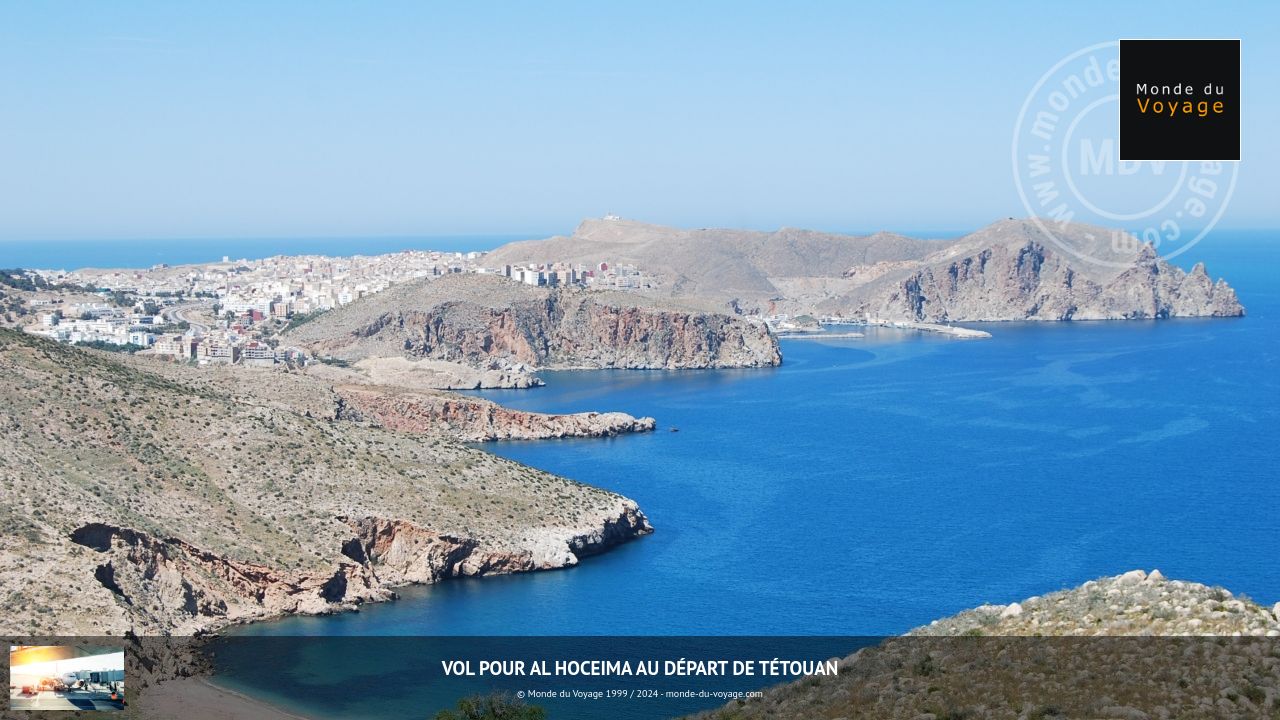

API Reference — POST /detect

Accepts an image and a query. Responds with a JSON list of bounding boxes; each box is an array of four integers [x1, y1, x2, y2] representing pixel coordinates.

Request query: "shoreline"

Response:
[[777, 331, 865, 339], [852, 319, 992, 338]]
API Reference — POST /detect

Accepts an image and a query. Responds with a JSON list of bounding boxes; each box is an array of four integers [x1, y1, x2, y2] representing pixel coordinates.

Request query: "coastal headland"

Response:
[[0, 328, 653, 639]]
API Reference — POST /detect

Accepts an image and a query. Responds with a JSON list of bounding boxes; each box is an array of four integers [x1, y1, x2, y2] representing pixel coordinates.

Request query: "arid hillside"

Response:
[[0, 330, 651, 636], [485, 218, 950, 299]]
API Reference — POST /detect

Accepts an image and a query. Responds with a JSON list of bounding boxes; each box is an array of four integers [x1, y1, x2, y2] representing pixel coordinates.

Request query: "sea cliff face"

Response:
[[341, 507, 652, 587], [69, 523, 391, 634], [336, 385, 656, 442], [66, 503, 653, 634], [371, 301, 778, 369], [288, 274, 781, 370], [847, 239, 1244, 322]]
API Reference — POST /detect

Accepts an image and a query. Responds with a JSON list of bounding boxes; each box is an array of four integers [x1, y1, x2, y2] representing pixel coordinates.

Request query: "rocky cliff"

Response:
[[0, 329, 652, 636], [286, 273, 781, 369], [69, 522, 391, 634], [336, 385, 656, 442], [64, 504, 653, 635], [340, 507, 652, 586], [832, 220, 1245, 322], [696, 571, 1280, 720]]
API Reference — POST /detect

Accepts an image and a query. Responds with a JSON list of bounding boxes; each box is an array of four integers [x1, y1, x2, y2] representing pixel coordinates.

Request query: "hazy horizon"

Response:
[[2, 216, 1279, 248]]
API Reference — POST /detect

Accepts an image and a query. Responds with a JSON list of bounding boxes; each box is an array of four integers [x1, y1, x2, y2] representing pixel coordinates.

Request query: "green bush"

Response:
[[433, 693, 546, 720]]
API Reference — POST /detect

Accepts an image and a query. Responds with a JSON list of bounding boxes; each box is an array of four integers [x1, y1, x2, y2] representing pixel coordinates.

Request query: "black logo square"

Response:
[[1119, 39, 1240, 161]]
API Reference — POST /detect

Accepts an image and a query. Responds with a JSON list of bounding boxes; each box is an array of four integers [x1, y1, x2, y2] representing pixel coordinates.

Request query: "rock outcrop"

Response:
[[340, 507, 652, 586], [336, 385, 656, 442], [66, 505, 653, 634], [69, 523, 391, 634], [913, 568, 1278, 637], [286, 273, 781, 369], [835, 221, 1245, 321], [695, 571, 1280, 720]]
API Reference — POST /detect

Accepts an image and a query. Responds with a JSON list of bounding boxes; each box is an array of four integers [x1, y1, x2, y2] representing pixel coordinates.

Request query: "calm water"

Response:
[[215, 231, 1277, 716]]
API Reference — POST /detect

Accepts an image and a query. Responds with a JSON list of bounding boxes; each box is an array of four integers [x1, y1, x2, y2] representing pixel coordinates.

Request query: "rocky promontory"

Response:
[[831, 220, 1246, 322], [286, 273, 781, 370], [65, 499, 653, 635], [336, 384, 656, 442], [0, 330, 653, 637]]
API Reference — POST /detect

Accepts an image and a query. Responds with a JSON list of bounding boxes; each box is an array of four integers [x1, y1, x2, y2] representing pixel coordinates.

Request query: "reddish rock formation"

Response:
[[339, 509, 651, 586], [289, 274, 781, 369], [69, 507, 653, 634], [336, 385, 656, 441], [70, 523, 391, 633], [834, 221, 1245, 322]]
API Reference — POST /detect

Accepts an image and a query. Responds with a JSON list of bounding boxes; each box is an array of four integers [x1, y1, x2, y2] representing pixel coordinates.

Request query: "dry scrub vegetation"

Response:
[[0, 329, 648, 635]]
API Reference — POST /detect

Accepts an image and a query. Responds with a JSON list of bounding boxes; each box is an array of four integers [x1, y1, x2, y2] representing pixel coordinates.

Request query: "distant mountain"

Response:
[[485, 218, 950, 299], [485, 218, 1244, 321]]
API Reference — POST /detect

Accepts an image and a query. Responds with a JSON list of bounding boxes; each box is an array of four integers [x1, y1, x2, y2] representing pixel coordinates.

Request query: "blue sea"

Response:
[[201, 230, 1280, 718]]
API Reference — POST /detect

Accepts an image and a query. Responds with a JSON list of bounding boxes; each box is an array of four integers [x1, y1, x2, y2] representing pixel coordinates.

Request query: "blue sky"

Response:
[[1, 1, 1276, 241]]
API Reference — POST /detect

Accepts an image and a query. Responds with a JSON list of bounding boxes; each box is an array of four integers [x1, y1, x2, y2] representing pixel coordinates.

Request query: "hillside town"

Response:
[[14, 242, 659, 367]]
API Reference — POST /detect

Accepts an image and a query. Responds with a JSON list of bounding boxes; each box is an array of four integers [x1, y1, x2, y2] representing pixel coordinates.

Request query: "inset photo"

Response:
[[8, 645, 125, 712]]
